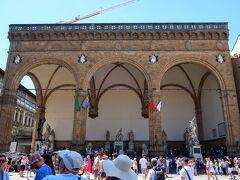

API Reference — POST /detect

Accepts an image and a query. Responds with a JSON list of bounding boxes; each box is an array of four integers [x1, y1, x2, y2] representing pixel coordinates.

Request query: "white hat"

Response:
[[59, 150, 83, 173], [102, 154, 137, 180]]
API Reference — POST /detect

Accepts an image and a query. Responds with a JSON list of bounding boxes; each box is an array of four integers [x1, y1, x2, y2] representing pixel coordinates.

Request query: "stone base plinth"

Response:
[[71, 144, 85, 153], [105, 142, 111, 152], [149, 145, 164, 156]]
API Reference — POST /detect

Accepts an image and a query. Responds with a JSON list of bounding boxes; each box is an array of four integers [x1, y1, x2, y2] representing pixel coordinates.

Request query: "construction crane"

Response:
[[58, 0, 139, 24]]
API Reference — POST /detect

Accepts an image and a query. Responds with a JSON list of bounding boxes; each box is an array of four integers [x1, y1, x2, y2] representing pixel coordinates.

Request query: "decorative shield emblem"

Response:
[[216, 54, 225, 63], [13, 55, 22, 64], [78, 54, 87, 63], [148, 54, 159, 64]]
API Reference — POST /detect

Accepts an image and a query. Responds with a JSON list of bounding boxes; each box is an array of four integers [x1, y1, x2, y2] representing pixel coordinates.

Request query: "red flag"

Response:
[[149, 99, 154, 112]]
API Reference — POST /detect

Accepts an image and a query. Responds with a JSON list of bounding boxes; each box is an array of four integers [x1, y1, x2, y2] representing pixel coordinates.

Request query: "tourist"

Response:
[[139, 155, 148, 179], [19, 156, 27, 177], [42, 153, 56, 175], [147, 158, 165, 180], [102, 154, 138, 180], [31, 153, 52, 180], [179, 157, 194, 180], [43, 150, 87, 180], [0, 154, 9, 180], [93, 153, 101, 180], [85, 155, 92, 179], [132, 157, 138, 174]]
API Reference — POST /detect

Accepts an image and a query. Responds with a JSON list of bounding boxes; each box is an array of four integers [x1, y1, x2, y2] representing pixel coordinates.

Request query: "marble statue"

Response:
[[115, 128, 124, 141], [43, 123, 55, 152], [142, 143, 148, 155], [128, 130, 134, 142], [185, 116, 200, 147]]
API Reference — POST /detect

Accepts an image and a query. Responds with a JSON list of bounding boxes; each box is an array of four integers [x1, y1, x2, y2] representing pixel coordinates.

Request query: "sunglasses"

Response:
[[0, 160, 6, 163]]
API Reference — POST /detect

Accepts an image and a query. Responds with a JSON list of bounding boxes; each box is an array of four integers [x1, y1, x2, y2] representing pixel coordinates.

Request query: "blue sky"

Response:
[[0, 0, 239, 89]]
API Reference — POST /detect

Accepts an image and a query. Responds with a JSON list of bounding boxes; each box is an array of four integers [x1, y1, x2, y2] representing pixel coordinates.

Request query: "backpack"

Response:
[[153, 167, 165, 180]]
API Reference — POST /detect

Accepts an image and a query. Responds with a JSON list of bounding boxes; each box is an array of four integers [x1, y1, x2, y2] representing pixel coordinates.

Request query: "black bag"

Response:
[[154, 167, 165, 180]]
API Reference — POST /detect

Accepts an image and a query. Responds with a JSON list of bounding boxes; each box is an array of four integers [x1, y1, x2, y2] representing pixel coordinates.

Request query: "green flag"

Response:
[[75, 98, 80, 112]]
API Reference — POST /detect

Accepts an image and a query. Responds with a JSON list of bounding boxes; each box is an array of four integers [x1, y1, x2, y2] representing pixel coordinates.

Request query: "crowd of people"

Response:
[[0, 148, 240, 180]]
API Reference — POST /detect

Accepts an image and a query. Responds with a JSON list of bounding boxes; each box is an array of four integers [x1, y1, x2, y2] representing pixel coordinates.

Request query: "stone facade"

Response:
[[0, 23, 239, 155]]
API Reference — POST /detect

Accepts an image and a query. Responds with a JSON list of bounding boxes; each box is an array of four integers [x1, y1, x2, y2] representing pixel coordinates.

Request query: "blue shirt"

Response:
[[35, 164, 52, 180], [43, 173, 87, 180], [0, 169, 9, 180]]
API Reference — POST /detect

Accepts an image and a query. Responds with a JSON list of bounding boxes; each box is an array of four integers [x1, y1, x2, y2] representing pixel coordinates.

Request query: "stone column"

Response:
[[221, 90, 240, 155], [0, 90, 17, 153], [149, 89, 163, 156], [31, 107, 45, 151], [72, 89, 88, 152]]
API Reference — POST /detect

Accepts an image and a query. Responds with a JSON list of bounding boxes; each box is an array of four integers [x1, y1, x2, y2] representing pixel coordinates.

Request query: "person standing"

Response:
[[31, 153, 52, 180], [139, 155, 148, 179], [0, 154, 9, 180], [42, 150, 87, 180], [179, 157, 194, 180]]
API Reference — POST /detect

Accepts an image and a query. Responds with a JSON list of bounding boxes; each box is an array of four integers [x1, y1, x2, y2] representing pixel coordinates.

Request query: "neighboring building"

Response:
[[231, 35, 240, 57], [0, 23, 239, 156], [0, 68, 36, 153]]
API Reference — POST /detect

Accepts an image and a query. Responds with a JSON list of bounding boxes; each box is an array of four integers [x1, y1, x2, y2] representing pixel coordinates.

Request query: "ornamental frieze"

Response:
[[8, 30, 228, 41]]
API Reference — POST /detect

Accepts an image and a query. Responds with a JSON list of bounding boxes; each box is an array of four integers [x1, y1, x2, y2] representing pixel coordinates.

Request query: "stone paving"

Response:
[[8, 172, 240, 180]]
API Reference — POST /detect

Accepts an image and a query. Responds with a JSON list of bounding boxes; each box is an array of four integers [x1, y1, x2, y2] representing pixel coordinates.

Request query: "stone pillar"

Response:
[[72, 89, 88, 152], [31, 107, 45, 151], [149, 89, 163, 156], [0, 90, 17, 153], [221, 90, 240, 155]]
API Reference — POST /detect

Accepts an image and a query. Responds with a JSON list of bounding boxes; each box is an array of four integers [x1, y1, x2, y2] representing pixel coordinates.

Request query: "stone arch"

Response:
[[10, 58, 79, 91], [159, 57, 233, 146], [82, 57, 152, 91], [159, 57, 226, 90]]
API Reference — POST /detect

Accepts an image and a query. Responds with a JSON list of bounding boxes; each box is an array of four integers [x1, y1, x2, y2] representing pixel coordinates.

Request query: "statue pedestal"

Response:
[[35, 140, 42, 153], [114, 141, 123, 154], [192, 145, 203, 161], [128, 142, 134, 152], [105, 142, 110, 152]]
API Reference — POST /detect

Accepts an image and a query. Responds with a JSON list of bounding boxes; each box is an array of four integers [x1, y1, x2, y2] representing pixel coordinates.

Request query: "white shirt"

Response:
[[146, 169, 155, 180], [139, 158, 148, 169], [179, 166, 194, 180]]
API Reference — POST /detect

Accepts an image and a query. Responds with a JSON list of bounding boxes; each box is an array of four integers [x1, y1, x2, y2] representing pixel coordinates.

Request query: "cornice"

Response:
[[8, 23, 228, 41]]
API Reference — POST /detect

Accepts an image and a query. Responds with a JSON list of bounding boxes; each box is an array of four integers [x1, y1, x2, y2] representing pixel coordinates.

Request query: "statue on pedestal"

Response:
[[115, 128, 124, 141], [184, 116, 200, 156], [128, 130, 134, 152]]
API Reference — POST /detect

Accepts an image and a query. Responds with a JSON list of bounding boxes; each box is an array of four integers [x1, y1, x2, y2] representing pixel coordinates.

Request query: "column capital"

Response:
[[76, 89, 88, 97]]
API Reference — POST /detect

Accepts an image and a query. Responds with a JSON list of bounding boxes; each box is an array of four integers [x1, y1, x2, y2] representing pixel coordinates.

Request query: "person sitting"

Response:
[[43, 150, 87, 180]]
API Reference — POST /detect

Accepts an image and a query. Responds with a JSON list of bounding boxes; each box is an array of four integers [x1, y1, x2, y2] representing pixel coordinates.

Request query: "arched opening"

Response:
[[14, 62, 77, 152], [160, 63, 226, 156], [86, 63, 149, 152]]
